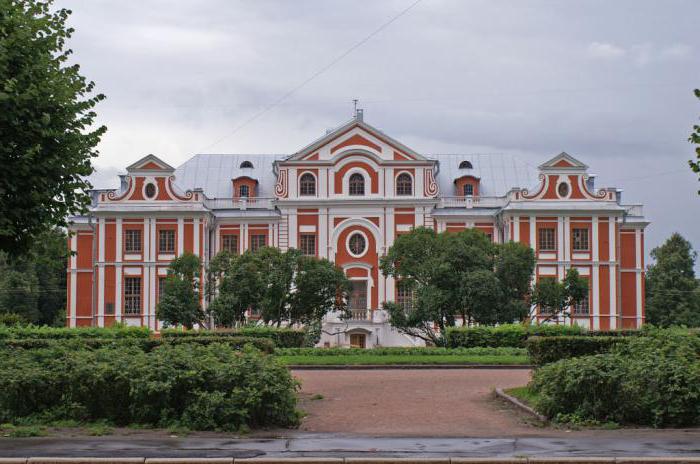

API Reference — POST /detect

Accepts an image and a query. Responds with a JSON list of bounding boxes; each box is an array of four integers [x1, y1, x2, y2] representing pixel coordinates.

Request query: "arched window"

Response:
[[349, 173, 365, 196], [299, 173, 316, 196], [463, 184, 474, 196], [396, 173, 412, 196], [239, 185, 249, 197], [240, 161, 253, 169], [459, 160, 473, 169]]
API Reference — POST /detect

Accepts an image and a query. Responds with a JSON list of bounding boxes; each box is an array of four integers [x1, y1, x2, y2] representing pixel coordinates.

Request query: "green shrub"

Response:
[[445, 324, 586, 348], [0, 343, 299, 431], [0, 313, 27, 326], [161, 327, 305, 348], [526, 336, 626, 366], [0, 325, 150, 340], [0, 336, 274, 354], [531, 335, 700, 427], [275, 346, 526, 356]]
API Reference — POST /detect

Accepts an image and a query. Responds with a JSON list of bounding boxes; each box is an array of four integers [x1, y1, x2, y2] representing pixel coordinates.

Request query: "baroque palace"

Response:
[[67, 112, 648, 347]]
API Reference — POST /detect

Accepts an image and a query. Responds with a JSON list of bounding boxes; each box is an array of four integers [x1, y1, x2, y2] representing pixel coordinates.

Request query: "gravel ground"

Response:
[[294, 368, 538, 436]]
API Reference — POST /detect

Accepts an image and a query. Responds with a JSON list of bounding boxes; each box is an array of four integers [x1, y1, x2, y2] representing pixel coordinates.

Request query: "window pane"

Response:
[[300, 234, 316, 256], [239, 185, 249, 197], [573, 228, 589, 251], [464, 184, 474, 196], [396, 173, 412, 196], [574, 293, 590, 315], [251, 234, 266, 252], [349, 173, 365, 196], [300, 173, 316, 196], [538, 228, 555, 251], [396, 281, 414, 313], [124, 277, 141, 315], [222, 234, 239, 254], [159, 230, 175, 253], [125, 230, 142, 253]]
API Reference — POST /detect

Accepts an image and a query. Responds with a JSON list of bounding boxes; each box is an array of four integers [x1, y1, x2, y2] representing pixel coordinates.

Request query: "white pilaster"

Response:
[[592, 264, 600, 330], [115, 267, 122, 322], [513, 216, 520, 242], [288, 210, 298, 250], [529, 216, 536, 250], [116, 218, 123, 263], [177, 218, 184, 255], [193, 218, 200, 256], [318, 208, 328, 259], [592, 216, 599, 262]]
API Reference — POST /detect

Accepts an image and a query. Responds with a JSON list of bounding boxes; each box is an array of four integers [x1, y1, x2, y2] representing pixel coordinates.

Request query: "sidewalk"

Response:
[[1, 435, 700, 458]]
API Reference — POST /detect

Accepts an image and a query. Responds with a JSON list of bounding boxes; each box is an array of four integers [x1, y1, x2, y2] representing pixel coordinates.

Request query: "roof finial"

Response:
[[353, 99, 363, 121], [353, 99, 358, 116]]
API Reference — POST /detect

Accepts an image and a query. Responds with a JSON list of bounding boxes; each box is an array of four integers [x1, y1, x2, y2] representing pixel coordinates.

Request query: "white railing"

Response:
[[438, 196, 505, 209], [205, 198, 275, 210]]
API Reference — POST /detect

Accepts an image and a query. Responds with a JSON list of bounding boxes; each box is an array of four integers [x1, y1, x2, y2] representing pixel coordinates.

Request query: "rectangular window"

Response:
[[124, 229, 142, 253], [124, 277, 141, 315], [300, 234, 316, 256], [573, 228, 589, 251], [396, 281, 414, 313], [221, 234, 239, 254], [538, 228, 556, 251], [158, 277, 166, 303], [159, 229, 175, 254], [250, 234, 266, 252], [464, 184, 474, 196], [574, 293, 590, 315]]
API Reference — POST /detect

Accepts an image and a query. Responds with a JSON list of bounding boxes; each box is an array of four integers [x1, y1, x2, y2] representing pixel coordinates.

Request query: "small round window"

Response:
[[348, 233, 367, 257], [145, 182, 157, 199], [557, 182, 569, 198]]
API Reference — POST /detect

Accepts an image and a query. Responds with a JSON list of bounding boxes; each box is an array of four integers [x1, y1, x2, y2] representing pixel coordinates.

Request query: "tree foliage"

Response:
[[379, 227, 535, 345], [156, 253, 203, 329], [208, 247, 349, 328], [531, 268, 589, 322], [0, 1, 106, 254], [645, 233, 700, 327], [0, 228, 67, 325], [689, 89, 700, 194]]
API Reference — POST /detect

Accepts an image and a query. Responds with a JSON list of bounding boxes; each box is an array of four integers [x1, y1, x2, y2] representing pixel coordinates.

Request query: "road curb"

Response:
[[494, 387, 548, 422], [3, 458, 700, 464], [287, 364, 533, 370]]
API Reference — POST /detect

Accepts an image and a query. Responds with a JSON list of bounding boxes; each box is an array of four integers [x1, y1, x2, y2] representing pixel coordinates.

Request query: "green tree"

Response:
[[0, 1, 106, 254], [645, 233, 700, 327], [156, 253, 203, 329], [289, 255, 350, 325], [208, 251, 264, 327], [530, 268, 589, 322], [689, 89, 700, 194], [380, 227, 535, 345], [0, 228, 67, 324]]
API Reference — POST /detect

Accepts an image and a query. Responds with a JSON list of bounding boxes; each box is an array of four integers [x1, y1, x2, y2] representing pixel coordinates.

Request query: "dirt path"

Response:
[[294, 368, 540, 436]]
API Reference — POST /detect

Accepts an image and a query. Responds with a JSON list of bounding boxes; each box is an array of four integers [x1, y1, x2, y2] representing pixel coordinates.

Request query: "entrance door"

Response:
[[350, 333, 366, 348]]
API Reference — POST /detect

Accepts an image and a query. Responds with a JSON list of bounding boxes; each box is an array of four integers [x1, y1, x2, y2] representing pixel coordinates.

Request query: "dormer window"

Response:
[[464, 184, 474, 196], [239, 185, 250, 197], [299, 173, 316, 196], [144, 182, 156, 199], [349, 173, 365, 196], [459, 160, 473, 169], [240, 161, 253, 169]]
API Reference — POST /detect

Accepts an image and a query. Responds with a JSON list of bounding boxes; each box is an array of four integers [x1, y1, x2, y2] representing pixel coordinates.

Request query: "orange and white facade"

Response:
[[67, 113, 648, 346]]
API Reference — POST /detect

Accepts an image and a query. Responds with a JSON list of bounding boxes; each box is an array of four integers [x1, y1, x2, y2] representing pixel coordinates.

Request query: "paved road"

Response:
[[2, 435, 700, 458]]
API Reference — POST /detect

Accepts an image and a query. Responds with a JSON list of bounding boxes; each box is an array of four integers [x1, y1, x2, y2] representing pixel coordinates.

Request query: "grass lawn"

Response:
[[277, 354, 530, 365], [504, 386, 540, 406]]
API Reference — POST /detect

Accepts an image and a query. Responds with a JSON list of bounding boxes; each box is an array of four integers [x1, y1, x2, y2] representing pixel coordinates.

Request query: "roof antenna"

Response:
[[353, 99, 363, 122]]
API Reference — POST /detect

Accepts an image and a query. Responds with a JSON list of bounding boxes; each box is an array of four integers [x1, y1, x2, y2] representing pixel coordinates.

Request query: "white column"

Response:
[[150, 218, 156, 262], [563, 217, 571, 262], [557, 216, 565, 280], [115, 267, 122, 323], [288, 210, 298, 250], [142, 265, 150, 328], [242, 223, 249, 251], [635, 228, 643, 326], [268, 223, 273, 246], [529, 216, 536, 251], [513, 216, 520, 242], [177, 218, 184, 255], [318, 208, 328, 259], [149, 265, 157, 330], [319, 168, 328, 197], [289, 168, 298, 198], [116, 218, 123, 263], [143, 219, 150, 262], [97, 218, 105, 326], [592, 264, 600, 330], [609, 216, 617, 329], [69, 233, 77, 328]]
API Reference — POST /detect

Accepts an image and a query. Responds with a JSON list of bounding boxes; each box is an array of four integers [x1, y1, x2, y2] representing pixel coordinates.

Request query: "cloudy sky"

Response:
[[60, 0, 699, 269]]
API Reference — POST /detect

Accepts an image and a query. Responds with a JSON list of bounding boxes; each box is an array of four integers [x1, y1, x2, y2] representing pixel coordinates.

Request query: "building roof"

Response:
[[174, 153, 284, 198], [428, 153, 538, 197]]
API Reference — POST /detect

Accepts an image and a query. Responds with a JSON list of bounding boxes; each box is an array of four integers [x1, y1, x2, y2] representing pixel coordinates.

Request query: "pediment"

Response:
[[126, 154, 175, 173], [539, 152, 588, 171]]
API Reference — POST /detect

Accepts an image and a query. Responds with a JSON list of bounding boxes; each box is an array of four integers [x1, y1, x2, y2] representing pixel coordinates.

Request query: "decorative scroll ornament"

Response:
[[166, 176, 194, 201], [520, 174, 546, 200], [424, 168, 439, 197], [106, 176, 133, 201], [580, 175, 608, 200], [275, 169, 288, 198]]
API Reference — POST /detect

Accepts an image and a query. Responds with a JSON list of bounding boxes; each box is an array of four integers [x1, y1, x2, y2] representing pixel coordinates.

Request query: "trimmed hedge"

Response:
[[526, 336, 626, 366], [445, 324, 586, 348], [276, 346, 526, 356], [0, 343, 298, 430], [0, 336, 274, 354], [161, 327, 305, 348], [0, 325, 151, 340], [531, 335, 700, 427]]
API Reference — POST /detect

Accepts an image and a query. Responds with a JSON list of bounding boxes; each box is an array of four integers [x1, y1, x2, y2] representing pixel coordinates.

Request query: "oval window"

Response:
[[348, 233, 367, 256], [145, 183, 157, 199], [557, 182, 569, 198]]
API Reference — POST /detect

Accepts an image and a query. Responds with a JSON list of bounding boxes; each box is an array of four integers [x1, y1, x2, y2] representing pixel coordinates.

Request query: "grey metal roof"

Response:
[[174, 154, 285, 198], [428, 154, 538, 197], [172, 152, 538, 199]]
